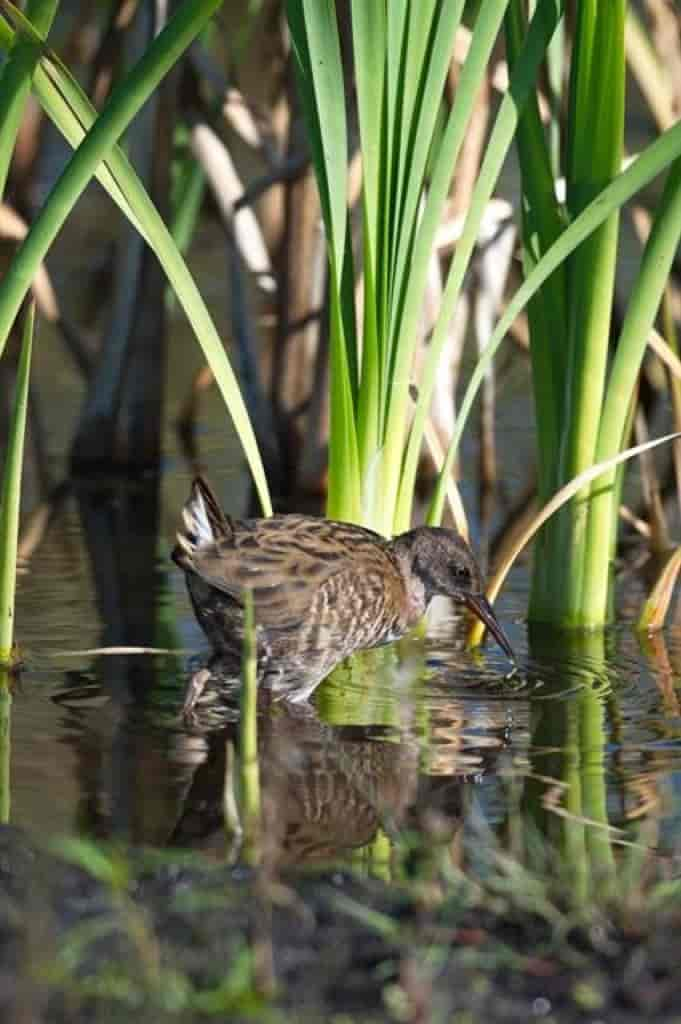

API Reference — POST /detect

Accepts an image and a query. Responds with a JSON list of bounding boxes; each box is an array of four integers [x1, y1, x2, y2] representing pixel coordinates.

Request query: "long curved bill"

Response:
[[464, 594, 515, 661]]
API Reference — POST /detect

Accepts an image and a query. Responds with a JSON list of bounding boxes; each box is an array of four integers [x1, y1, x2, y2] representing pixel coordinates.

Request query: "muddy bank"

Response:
[[1, 826, 681, 1022]]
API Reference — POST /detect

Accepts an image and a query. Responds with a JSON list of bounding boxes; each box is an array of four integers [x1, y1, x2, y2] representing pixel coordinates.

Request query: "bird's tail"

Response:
[[172, 476, 232, 569]]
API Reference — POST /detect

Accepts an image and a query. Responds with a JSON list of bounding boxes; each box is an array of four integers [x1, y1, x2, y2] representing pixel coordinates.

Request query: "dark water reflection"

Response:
[[10, 471, 681, 877]]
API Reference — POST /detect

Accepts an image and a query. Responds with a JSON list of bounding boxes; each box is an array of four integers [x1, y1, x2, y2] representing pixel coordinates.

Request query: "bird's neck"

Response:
[[391, 546, 429, 628], [405, 577, 428, 627]]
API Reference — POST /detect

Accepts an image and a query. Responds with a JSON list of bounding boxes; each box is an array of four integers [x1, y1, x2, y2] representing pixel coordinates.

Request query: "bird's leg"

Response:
[[181, 666, 212, 719]]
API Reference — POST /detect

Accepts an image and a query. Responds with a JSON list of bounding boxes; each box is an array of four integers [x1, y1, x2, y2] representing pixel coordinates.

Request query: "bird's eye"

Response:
[[453, 564, 471, 581]]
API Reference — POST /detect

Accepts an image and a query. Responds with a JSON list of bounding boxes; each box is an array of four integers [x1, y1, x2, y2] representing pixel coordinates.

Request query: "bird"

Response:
[[173, 476, 514, 713]]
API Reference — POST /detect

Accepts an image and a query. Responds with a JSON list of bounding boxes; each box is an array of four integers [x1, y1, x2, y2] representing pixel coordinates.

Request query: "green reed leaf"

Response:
[[0, 302, 34, 663]]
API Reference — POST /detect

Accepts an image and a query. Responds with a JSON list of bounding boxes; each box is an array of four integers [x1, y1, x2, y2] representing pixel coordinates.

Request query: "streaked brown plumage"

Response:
[[173, 477, 513, 710]]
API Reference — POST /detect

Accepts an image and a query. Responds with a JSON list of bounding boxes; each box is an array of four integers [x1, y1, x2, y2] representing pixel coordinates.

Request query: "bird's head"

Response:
[[391, 526, 514, 659]]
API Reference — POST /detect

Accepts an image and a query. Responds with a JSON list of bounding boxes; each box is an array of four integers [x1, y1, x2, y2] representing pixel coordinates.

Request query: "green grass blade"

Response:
[[239, 589, 260, 866], [327, 280, 361, 523], [388, 0, 466, 325], [565, 0, 597, 208], [0, 0, 57, 198], [286, 0, 348, 276], [352, 0, 385, 483], [356, 223, 382, 491], [383, 0, 408, 301], [0, 302, 34, 663], [350, 0, 384, 255], [505, 1, 567, 494], [545, 3, 564, 176], [400, 0, 438, 133], [388, 0, 440, 284]]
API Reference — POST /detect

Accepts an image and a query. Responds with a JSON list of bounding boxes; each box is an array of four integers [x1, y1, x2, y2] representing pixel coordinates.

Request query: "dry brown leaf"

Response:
[[0, 202, 59, 321], [638, 545, 681, 632]]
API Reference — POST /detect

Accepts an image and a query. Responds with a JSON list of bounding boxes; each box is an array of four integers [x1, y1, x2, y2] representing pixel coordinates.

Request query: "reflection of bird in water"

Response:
[[173, 477, 514, 710], [169, 703, 419, 866]]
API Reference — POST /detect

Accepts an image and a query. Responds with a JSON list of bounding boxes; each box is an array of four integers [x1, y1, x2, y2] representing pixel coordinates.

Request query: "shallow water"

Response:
[[7, 334, 681, 876], [5, 204, 681, 878], [13, 530, 681, 870]]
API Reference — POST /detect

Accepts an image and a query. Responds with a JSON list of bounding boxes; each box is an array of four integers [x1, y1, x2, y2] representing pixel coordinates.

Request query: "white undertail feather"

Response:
[[177, 487, 216, 555]]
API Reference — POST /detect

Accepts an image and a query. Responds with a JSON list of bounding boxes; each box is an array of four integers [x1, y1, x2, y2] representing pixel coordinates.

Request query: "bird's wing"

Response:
[[187, 515, 388, 629]]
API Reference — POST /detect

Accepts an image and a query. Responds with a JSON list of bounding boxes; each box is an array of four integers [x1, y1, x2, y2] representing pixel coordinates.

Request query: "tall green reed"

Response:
[[291, 0, 681, 634], [0, 301, 31, 824], [0, 303, 33, 665], [509, 2, 681, 626], [287, 0, 551, 534]]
